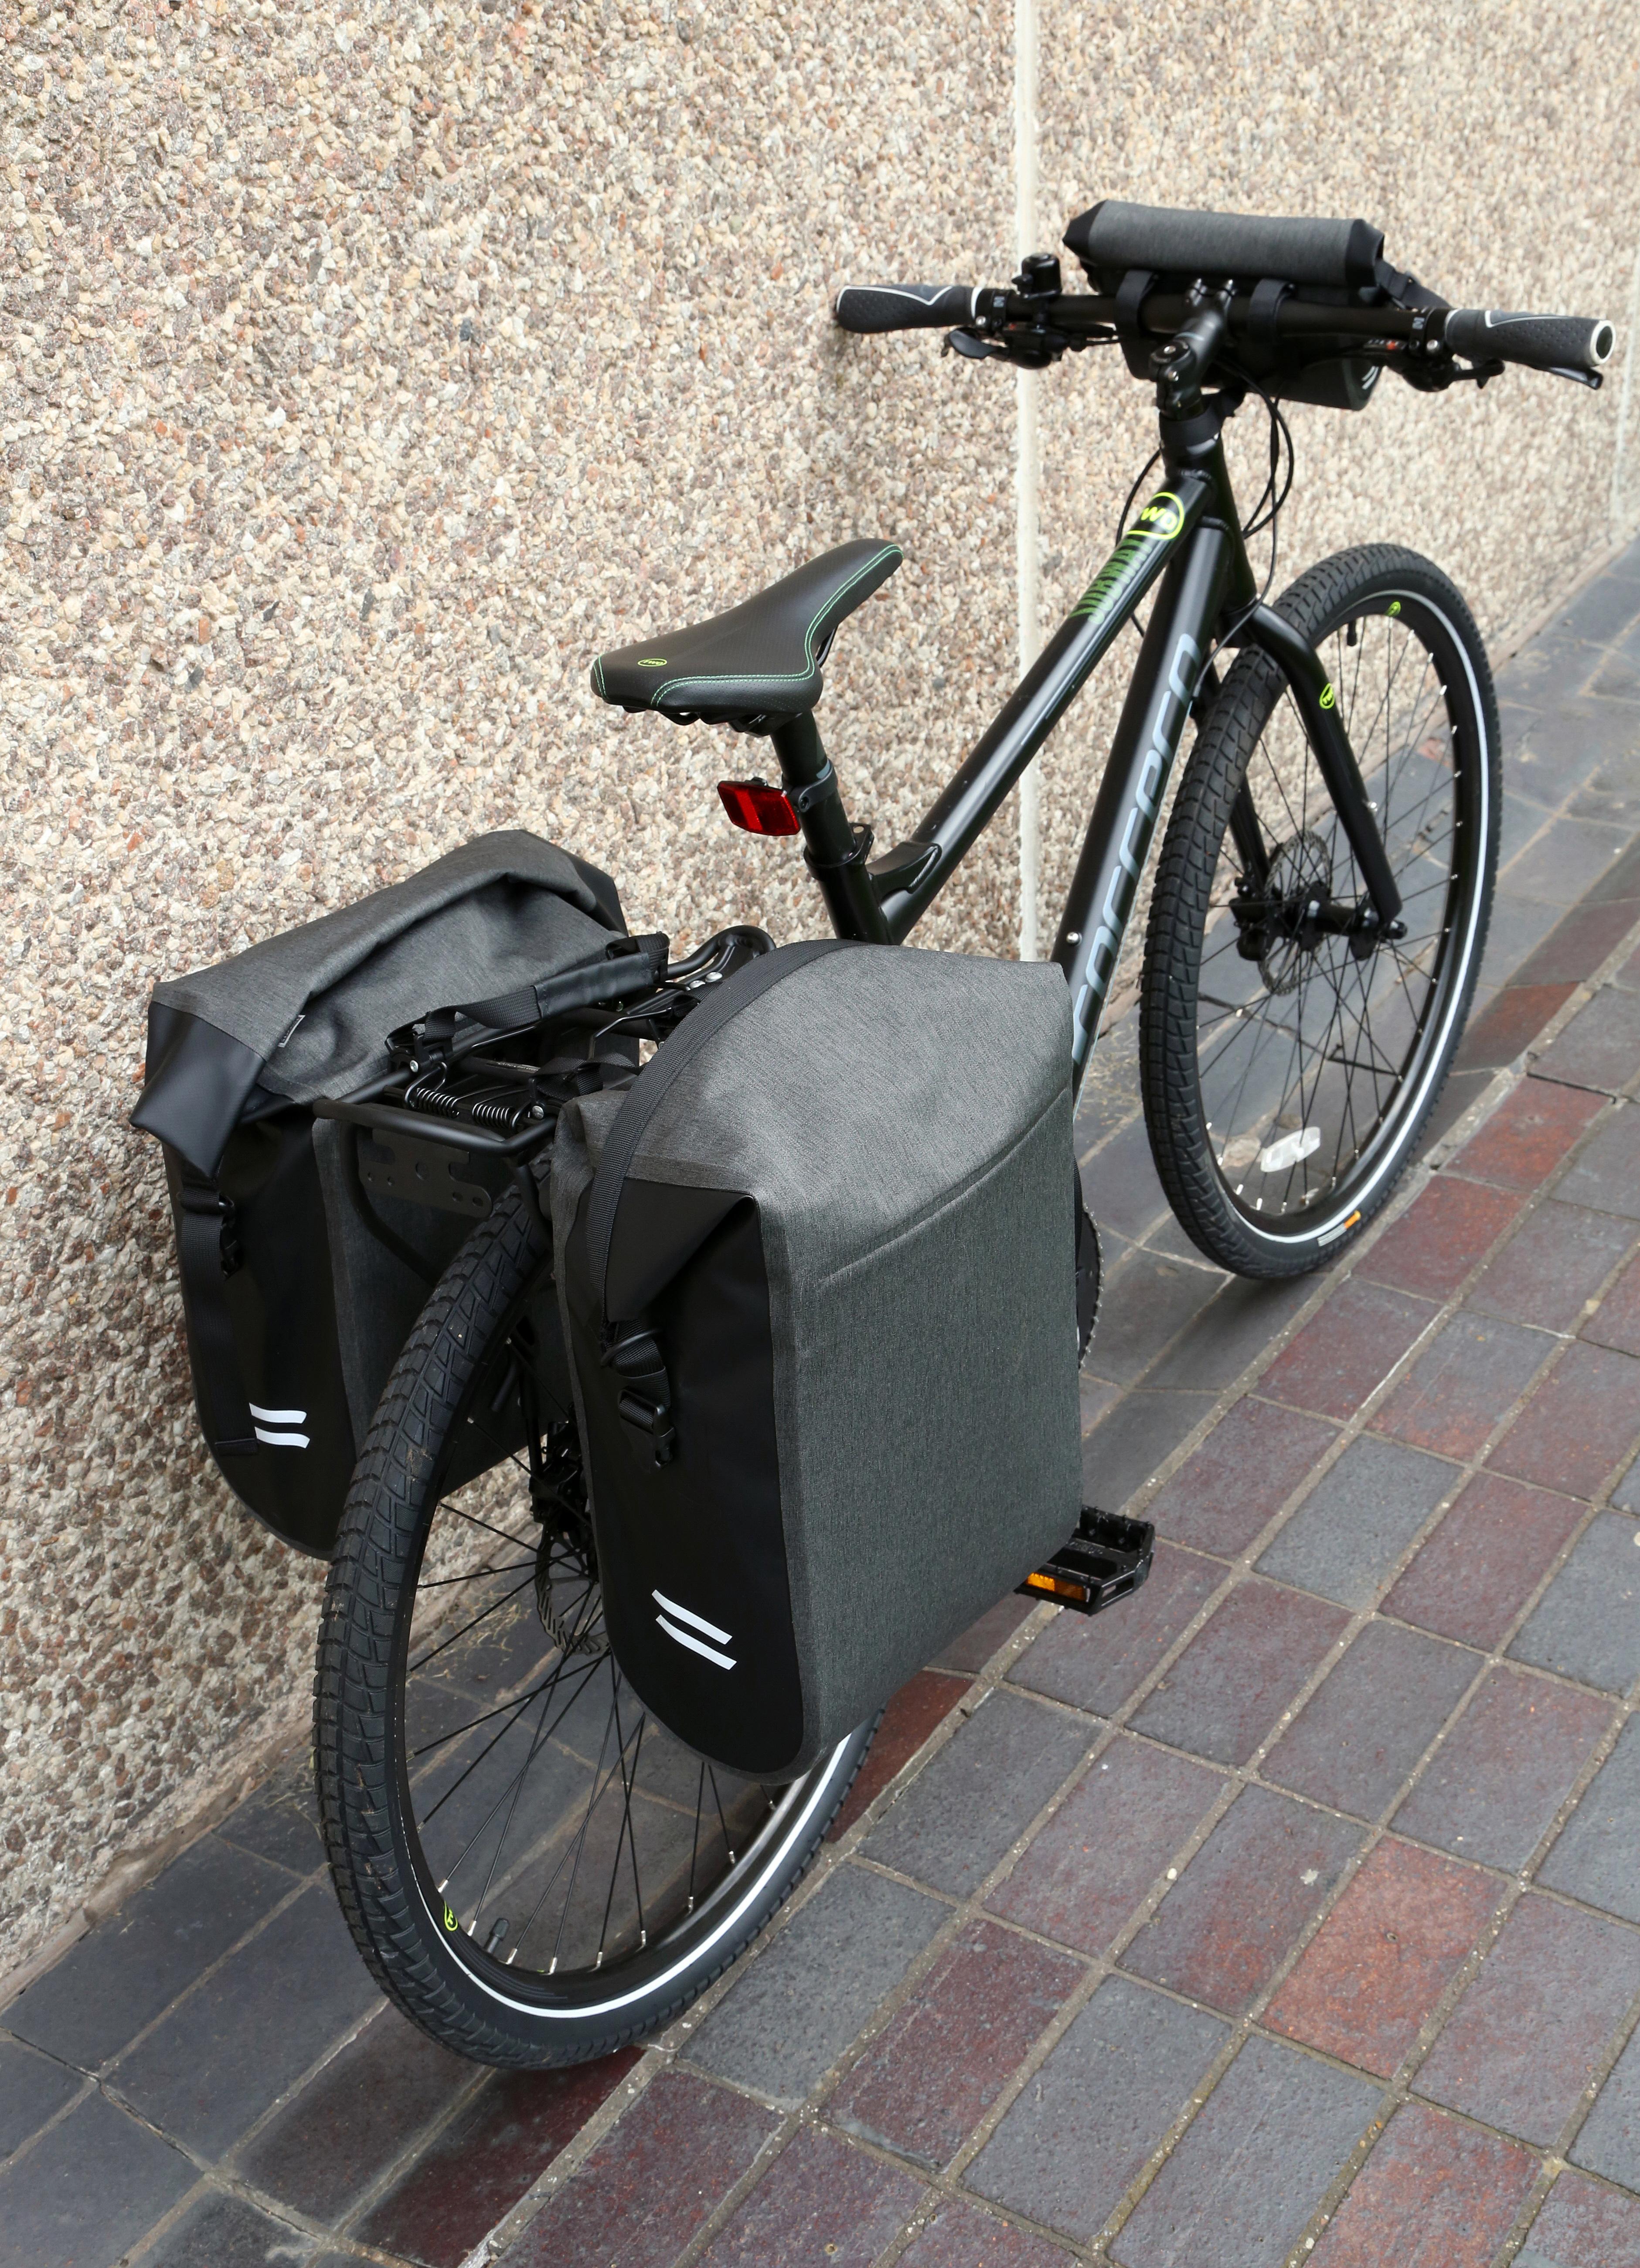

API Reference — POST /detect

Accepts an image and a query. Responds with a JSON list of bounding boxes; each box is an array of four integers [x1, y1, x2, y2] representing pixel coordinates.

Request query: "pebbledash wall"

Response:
[[1, 0, 1637, 1973]]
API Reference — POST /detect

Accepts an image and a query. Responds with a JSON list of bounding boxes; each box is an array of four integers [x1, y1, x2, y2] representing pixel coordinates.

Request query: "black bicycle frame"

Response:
[[767, 402, 1401, 1091]]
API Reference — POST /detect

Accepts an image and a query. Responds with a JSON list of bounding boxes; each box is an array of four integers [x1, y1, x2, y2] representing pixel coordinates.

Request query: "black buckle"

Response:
[[1018, 1507, 1155, 1617], [603, 1325, 676, 1467]]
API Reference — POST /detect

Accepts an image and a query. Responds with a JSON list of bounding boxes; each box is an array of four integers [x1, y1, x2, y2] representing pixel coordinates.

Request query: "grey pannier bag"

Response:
[[133, 830, 645, 1555], [551, 938, 1082, 1780]]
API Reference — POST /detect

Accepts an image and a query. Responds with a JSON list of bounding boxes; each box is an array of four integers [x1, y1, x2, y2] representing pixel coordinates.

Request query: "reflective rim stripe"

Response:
[[411, 1734, 858, 2022], [1235, 588, 1491, 1248]]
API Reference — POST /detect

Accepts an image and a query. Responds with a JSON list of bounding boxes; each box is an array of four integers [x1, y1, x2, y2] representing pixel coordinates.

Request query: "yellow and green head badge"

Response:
[[1071, 489, 1186, 626]]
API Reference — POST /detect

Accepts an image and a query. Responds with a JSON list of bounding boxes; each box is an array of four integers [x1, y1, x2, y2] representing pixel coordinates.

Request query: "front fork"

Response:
[[1235, 605, 1405, 939]]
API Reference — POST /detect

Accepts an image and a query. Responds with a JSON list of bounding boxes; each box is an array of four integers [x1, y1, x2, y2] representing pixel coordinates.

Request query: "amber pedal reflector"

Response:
[[718, 779, 800, 836], [1024, 1571, 1088, 1602]]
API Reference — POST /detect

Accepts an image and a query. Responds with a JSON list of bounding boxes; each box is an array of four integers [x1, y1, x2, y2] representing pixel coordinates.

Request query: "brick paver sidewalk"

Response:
[[7, 542, 1640, 2266]]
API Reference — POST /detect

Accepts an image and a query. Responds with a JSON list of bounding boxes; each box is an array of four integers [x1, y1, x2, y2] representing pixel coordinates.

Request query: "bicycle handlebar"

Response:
[[833, 284, 983, 333], [835, 280, 1616, 379], [1442, 308, 1615, 375]]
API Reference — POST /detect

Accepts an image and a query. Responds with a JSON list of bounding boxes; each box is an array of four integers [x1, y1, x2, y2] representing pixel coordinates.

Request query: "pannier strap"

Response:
[[177, 1171, 259, 1459], [585, 938, 847, 1330]]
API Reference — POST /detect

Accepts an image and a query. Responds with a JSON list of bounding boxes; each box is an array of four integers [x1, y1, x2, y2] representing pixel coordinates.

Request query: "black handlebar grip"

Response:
[[833, 283, 980, 334], [1443, 307, 1616, 374]]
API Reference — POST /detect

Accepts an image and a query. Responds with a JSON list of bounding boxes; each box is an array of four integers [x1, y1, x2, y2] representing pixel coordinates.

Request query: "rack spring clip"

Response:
[[1019, 1508, 1155, 1617]]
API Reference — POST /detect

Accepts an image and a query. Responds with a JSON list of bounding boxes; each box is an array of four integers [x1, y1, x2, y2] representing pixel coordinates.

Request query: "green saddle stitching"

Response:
[[642, 543, 904, 710]]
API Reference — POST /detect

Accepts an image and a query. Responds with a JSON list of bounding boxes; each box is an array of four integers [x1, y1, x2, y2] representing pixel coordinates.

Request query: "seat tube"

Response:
[[1053, 520, 1235, 1081], [770, 714, 892, 944]]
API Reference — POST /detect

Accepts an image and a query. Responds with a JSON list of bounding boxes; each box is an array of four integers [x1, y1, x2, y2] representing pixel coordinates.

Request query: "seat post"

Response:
[[770, 716, 892, 944]]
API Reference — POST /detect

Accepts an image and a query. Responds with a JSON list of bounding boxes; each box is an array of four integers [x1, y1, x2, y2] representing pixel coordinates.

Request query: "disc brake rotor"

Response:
[[1258, 827, 1334, 996]]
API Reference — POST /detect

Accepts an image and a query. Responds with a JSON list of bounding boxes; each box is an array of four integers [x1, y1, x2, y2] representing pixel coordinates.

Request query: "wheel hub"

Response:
[[1233, 828, 1334, 996]]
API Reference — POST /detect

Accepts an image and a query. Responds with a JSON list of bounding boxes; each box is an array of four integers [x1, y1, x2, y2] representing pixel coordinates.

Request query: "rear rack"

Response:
[[312, 923, 776, 1237]]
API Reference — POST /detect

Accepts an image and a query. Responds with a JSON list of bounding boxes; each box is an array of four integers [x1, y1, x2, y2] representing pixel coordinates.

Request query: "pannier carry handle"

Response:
[[584, 938, 847, 1461], [401, 933, 672, 1060]]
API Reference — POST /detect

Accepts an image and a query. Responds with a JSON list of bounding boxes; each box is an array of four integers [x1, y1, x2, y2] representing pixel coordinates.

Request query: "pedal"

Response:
[[1018, 1507, 1154, 1617]]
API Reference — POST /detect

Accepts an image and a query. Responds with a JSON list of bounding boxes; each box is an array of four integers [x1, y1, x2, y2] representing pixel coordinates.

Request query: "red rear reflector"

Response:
[[718, 780, 800, 837]]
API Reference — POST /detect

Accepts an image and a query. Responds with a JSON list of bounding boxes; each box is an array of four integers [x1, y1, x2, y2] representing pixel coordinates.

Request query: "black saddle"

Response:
[[591, 539, 902, 729]]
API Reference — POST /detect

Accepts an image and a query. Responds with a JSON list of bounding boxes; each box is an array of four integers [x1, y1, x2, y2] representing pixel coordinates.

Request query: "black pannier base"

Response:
[[552, 940, 1082, 1781], [136, 831, 627, 1555]]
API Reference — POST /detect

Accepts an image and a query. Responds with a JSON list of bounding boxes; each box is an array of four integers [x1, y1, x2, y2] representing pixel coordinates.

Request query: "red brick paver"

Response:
[[1266, 1839, 1500, 2077], [1308, 2100, 1537, 2267], [507, 2070, 775, 2268], [1127, 1579, 1350, 1767], [695, 2126, 921, 2268], [1449, 1074, 1607, 1192], [986, 1735, 1219, 1955], [830, 1920, 1079, 2169], [1414, 1894, 1640, 2145], [1523, 2168, 1640, 2266], [1489, 1339, 1640, 1498], [1359, 1173, 1525, 1301], [1145, 1398, 1338, 1555], [1121, 1784, 1362, 2016], [1383, 1471, 1585, 1651], [1260, 1279, 1439, 1421]]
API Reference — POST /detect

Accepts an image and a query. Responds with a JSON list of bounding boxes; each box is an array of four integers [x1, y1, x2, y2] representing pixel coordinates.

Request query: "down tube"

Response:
[[1052, 521, 1235, 1083]]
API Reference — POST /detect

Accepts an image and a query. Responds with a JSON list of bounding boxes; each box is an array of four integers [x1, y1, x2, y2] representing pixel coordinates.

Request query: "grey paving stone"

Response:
[[1502, 818, 1635, 910], [0, 2087, 195, 2268], [1091, 1250, 1226, 1385], [108, 1885, 381, 2157], [1559, 575, 1640, 647], [1145, 1272, 1315, 1393], [1479, 892, 1567, 986], [1572, 2023, 1640, 2190], [1500, 788, 1556, 866], [1540, 1715, 1640, 1923], [1535, 986, 1640, 1097], [1510, 705, 1628, 807], [1570, 764, 1640, 834], [684, 1862, 946, 2106], [0, 2033, 83, 2158], [1555, 1108, 1640, 1220], [1510, 1510, 1640, 1694], [1255, 1436, 1454, 1610], [965, 1975, 1227, 2241], [1080, 1112, 1170, 1242], [215, 1754, 326, 1878], [863, 1692, 1094, 1901], [1110, 2032, 1380, 2268], [1083, 1390, 1217, 1510], [1615, 1452, 1640, 1515], [5, 1835, 293, 2073], [1261, 1620, 1481, 1821], [132, 2186, 320, 2265]]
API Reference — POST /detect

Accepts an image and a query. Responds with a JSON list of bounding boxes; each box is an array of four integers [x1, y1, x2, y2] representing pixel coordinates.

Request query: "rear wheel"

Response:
[[1140, 546, 1499, 1279], [314, 1186, 874, 2067]]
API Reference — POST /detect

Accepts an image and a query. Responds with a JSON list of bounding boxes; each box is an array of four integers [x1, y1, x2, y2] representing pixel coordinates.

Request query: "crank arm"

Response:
[[1236, 606, 1404, 931]]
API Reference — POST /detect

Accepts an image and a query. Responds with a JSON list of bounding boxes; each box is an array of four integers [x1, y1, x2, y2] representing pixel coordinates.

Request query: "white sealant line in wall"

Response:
[[1014, 0, 1042, 960], [1609, 232, 1640, 546]]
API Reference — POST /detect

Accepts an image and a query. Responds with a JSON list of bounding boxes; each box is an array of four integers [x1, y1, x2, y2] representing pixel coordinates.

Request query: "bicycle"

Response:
[[312, 199, 1614, 2066]]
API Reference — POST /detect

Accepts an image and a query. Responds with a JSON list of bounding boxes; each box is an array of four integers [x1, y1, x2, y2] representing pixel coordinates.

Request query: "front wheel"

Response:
[[1140, 546, 1500, 1279], [313, 1185, 875, 2068]]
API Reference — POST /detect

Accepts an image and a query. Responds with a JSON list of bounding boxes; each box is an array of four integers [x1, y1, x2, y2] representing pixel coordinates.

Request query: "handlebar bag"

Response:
[[551, 939, 1082, 1779], [133, 830, 625, 1556]]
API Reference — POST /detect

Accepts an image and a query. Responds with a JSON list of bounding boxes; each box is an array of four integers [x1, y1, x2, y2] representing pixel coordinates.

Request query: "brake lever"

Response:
[[1548, 364, 1604, 389]]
